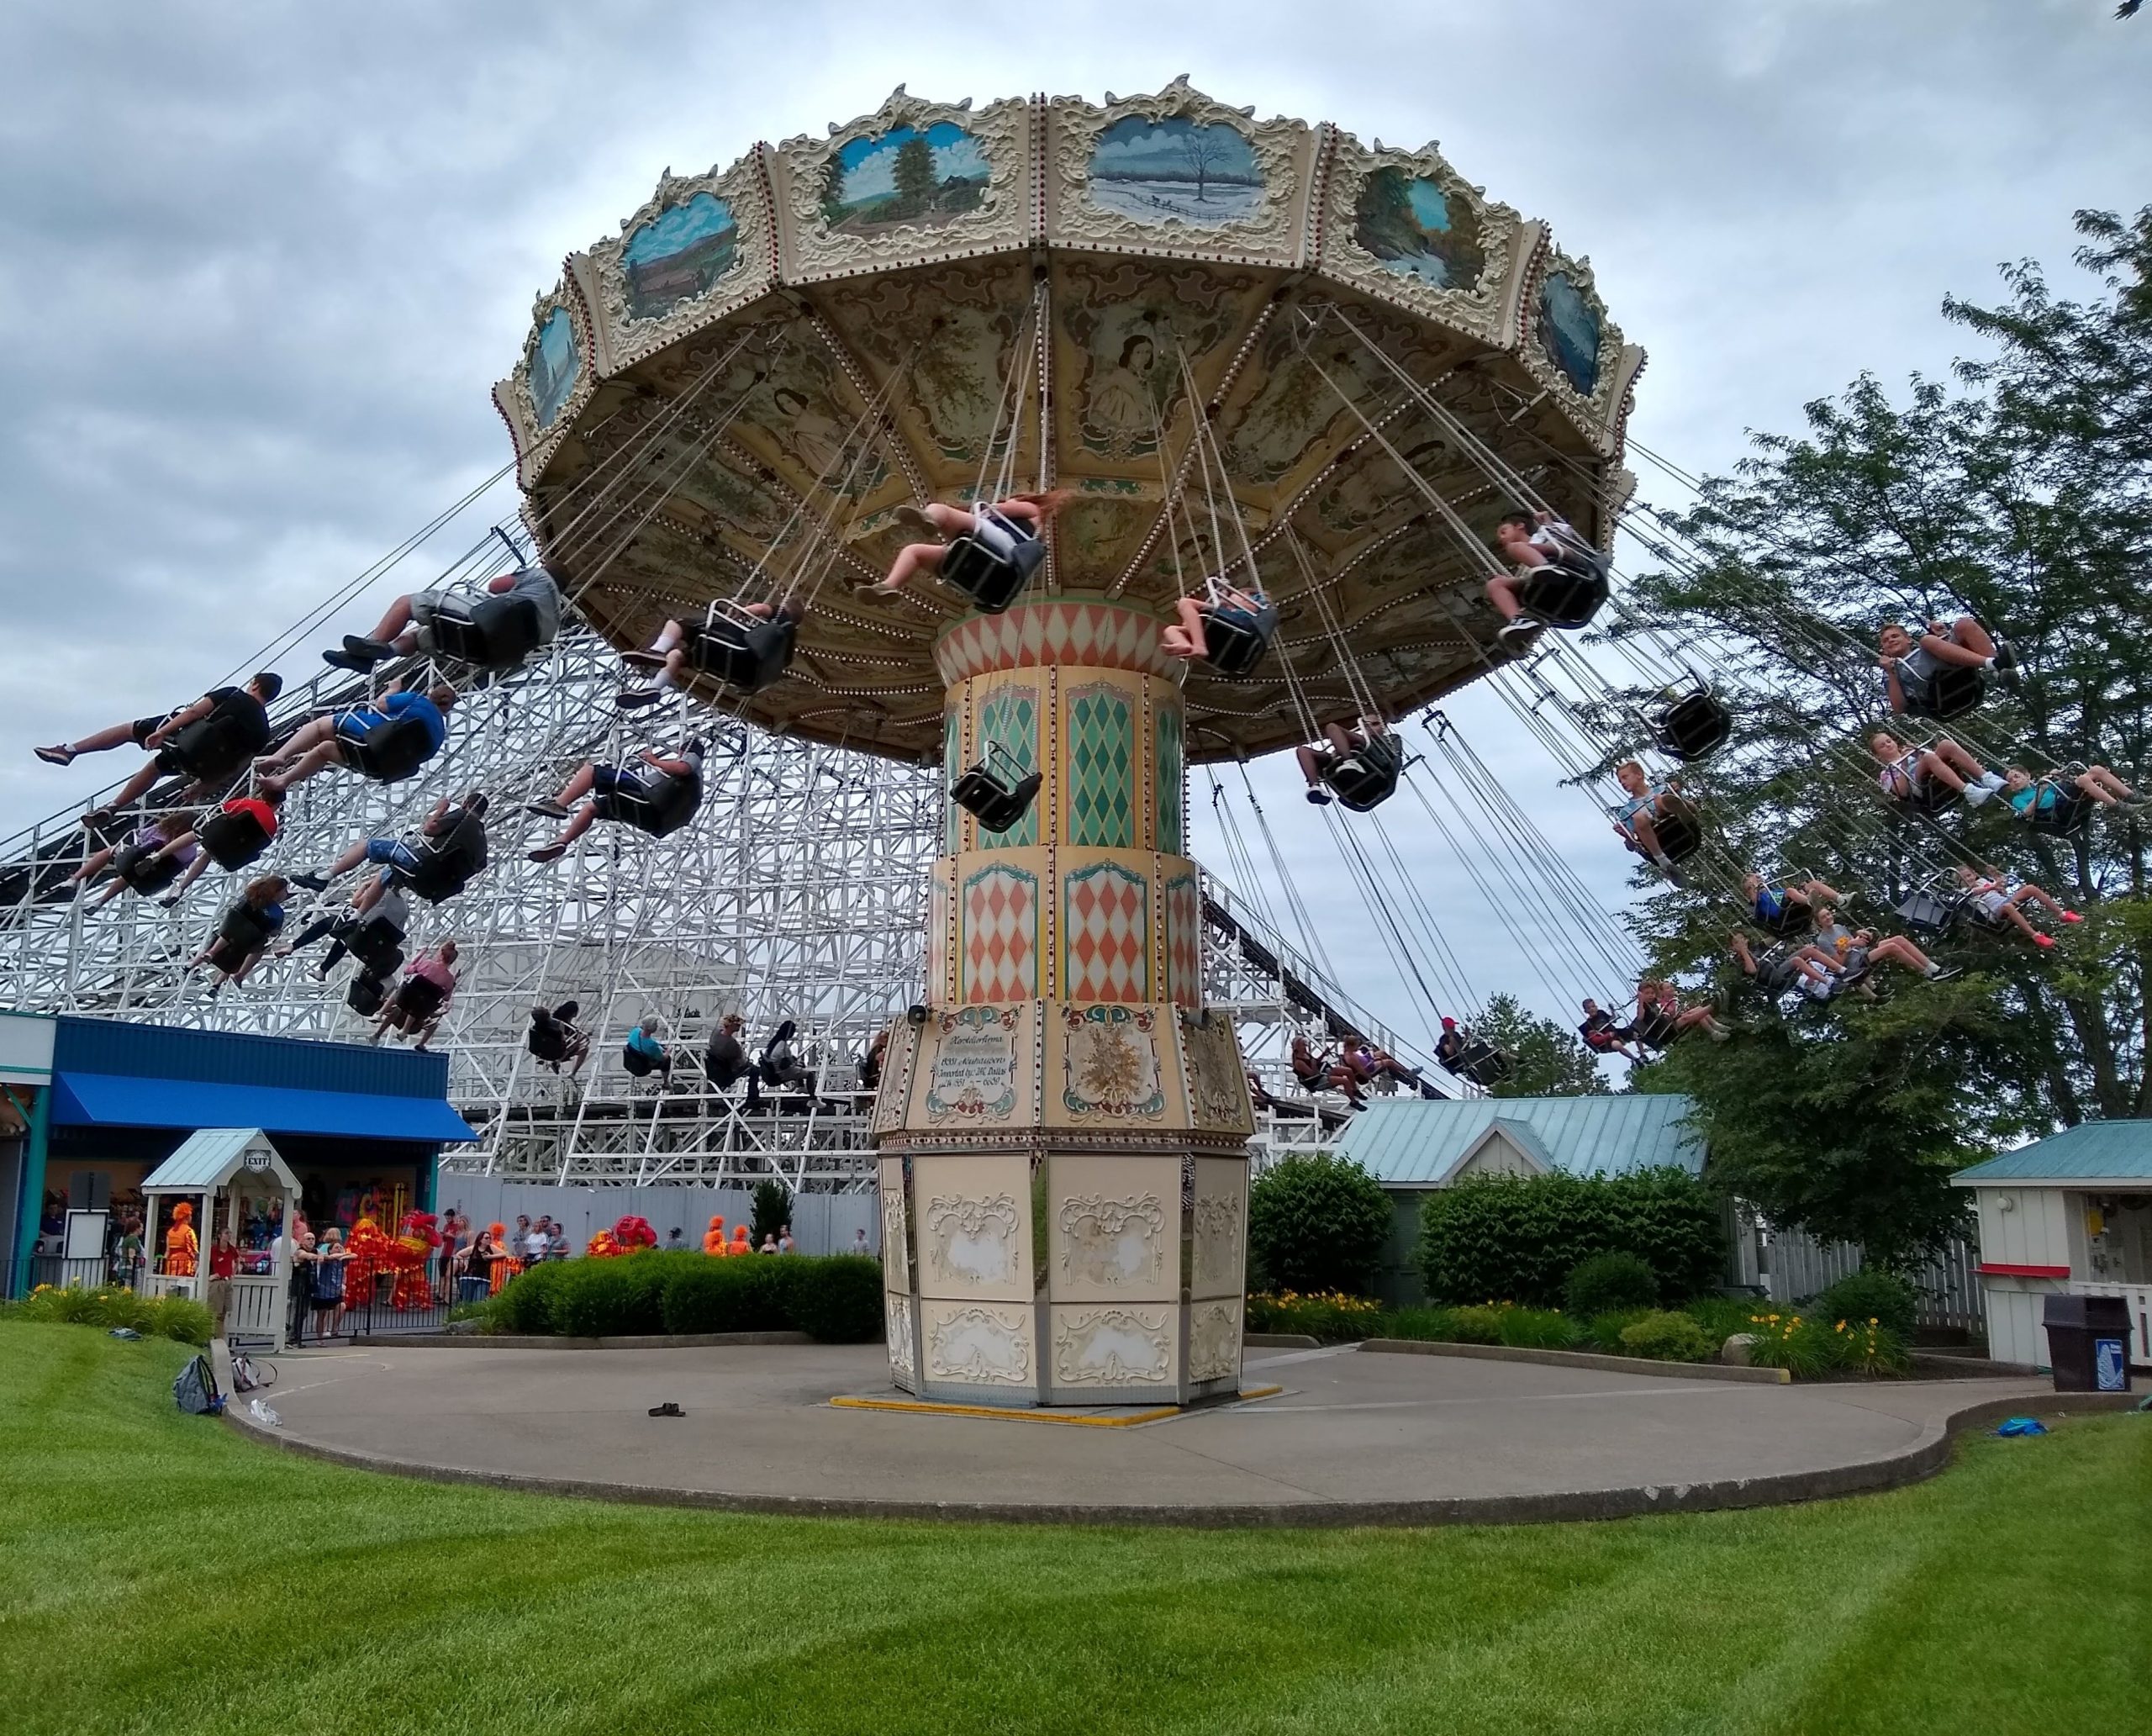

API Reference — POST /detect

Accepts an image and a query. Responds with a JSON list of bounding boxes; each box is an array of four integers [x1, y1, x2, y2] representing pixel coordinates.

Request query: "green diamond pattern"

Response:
[[1069, 688, 1135, 848], [942, 710, 963, 852], [1156, 708, 1184, 853], [978, 685, 1040, 847]]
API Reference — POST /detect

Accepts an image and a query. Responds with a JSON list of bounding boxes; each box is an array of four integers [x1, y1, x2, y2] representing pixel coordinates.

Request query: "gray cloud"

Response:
[[3, 0, 2146, 1046]]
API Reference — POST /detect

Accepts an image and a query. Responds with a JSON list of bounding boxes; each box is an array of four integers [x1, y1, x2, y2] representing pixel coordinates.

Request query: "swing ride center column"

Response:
[[869, 598, 1254, 1406]]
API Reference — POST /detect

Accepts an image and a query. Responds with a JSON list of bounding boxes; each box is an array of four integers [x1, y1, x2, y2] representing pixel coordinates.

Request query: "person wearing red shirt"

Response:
[[157, 789, 286, 905], [207, 1229, 240, 1334]]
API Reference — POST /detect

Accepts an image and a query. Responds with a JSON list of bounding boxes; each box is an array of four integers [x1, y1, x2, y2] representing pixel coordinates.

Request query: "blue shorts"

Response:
[[334, 710, 382, 747], [365, 839, 424, 873], [590, 764, 650, 821]]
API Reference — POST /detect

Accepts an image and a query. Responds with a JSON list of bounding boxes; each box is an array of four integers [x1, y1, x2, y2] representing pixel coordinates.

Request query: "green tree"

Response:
[[892, 135, 936, 218], [1616, 206, 2152, 1253], [1246, 1153, 1393, 1297], [1475, 991, 1608, 1097], [750, 1179, 791, 1248]]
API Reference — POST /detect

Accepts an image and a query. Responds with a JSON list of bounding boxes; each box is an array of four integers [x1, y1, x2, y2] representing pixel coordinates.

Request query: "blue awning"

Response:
[[52, 1071, 476, 1143]]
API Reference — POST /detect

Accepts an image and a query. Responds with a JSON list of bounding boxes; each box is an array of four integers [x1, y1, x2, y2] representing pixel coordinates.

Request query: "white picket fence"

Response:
[[1762, 1228, 1983, 1333]]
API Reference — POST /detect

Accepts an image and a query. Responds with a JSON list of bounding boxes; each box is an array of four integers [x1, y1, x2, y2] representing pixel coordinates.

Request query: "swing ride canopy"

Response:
[[497, 82, 1642, 764]]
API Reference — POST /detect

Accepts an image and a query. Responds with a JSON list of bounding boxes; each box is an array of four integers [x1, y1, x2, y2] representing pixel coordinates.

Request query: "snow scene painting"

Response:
[[1088, 116, 1263, 227], [1353, 167, 1486, 290], [1538, 269, 1603, 394], [820, 122, 989, 235], [622, 193, 738, 322]]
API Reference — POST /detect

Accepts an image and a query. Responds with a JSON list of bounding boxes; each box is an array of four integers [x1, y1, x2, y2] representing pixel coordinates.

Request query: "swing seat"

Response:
[[951, 760, 1042, 835], [345, 972, 389, 1017], [1199, 601, 1279, 679], [342, 715, 436, 783], [1903, 662, 1986, 722], [1632, 1006, 1678, 1051], [1649, 688, 1732, 762], [1515, 555, 1610, 631], [686, 608, 795, 694], [427, 593, 546, 669], [1323, 736, 1402, 813], [1894, 889, 1963, 938], [609, 772, 702, 839], [198, 807, 272, 871], [163, 708, 272, 784], [1756, 899, 1812, 939], [113, 842, 182, 896], [1457, 1040, 1514, 1089], [940, 530, 1044, 615], [2023, 785, 2093, 838], [395, 842, 483, 903], [1632, 805, 1702, 863], [347, 918, 404, 978], [216, 906, 278, 953]]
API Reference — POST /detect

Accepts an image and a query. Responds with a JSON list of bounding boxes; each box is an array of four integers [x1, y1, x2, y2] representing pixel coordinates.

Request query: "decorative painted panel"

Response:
[[1317, 136, 1520, 344], [935, 600, 1179, 684], [1187, 1298, 1242, 1385], [959, 863, 1039, 1002], [1062, 860, 1150, 1002], [879, 1158, 911, 1281], [1163, 869, 1200, 1009], [911, 1156, 1033, 1303], [1154, 705, 1185, 853], [1065, 682, 1137, 847], [925, 864, 952, 1004], [1182, 1008, 1253, 1133], [975, 681, 1041, 847], [923, 1301, 1033, 1386], [1190, 1158, 1249, 1301], [920, 1004, 1025, 1124], [1052, 1306, 1174, 1387], [886, 1291, 917, 1380], [1058, 1004, 1166, 1120], [1058, 1193, 1168, 1289]]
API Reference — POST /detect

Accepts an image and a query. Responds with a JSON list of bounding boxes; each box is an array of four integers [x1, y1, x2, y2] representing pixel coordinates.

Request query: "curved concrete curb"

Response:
[[1359, 1338, 1792, 1385], [218, 1385, 2135, 1530], [1243, 1332, 1322, 1348], [351, 1330, 815, 1351]]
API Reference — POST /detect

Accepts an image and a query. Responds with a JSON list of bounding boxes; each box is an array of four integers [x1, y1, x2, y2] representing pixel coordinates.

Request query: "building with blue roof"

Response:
[[1953, 1121, 2152, 1371], [1332, 1095, 1716, 1306], [2, 1009, 474, 1294]]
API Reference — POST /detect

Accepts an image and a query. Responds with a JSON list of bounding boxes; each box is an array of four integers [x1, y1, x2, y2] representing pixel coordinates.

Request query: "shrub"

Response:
[[1828, 1315, 1912, 1376], [145, 1295, 214, 1346], [1492, 1305, 1580, 1350], [750, 1179, 792, 1248], [1741, 1311, 1833, 1379], [1382, 1306, 1460, 1342], [658, 1256, 794, 1335], [783, 1256, 883, 1343], [1619, 1310, 1715, 1363], [1246, 1291, 1385, 1343], [1815, 1270, 1917, 1342], [492, 1259, 571, 1333], [1438, 1306, 1506, 1345], [1564, 1252, 1659, 1317], [1247, 1154, 1393, 1297], [1683, 1295, 1765, 1348], [1586, 1307, 1654, 1353], [1416, 1169, 1726, 1308], [10, 1284, 200, 1343]]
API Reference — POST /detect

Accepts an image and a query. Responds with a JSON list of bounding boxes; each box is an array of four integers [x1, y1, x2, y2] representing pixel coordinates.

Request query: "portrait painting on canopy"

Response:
[[820, 122, 989, 235], [622, 192, 739, 322], [1538, 269, 1603, 395], [1352, 167, 1486, 290], [1087, 116, 1264, 226], [527, 306, 581, 430]]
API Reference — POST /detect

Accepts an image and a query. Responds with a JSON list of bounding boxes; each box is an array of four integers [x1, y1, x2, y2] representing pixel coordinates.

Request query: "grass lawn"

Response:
[[1, 1322, 2145, 1736]]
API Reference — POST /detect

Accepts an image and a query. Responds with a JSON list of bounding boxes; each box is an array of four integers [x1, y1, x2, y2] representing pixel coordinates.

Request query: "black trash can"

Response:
[[2041, 1292, 2134, 1393]]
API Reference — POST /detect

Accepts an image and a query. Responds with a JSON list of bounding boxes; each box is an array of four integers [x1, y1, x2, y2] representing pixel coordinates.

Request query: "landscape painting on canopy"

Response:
[[527, 307, 581, 430], [1088, 116, 1264, 226], [624, 193, 739, 321], [1353, 166, 1486, 290], [820, 122, 989, 234], [1539, 269, 1603, 395]]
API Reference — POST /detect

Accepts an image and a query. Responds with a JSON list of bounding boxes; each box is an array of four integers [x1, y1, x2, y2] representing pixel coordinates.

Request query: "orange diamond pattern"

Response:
[[962, 865, 1038, 1002], [937, 600, 1179, 683], [1166, 873, 1201, 1007], [1064, 863, 1150, 1002]]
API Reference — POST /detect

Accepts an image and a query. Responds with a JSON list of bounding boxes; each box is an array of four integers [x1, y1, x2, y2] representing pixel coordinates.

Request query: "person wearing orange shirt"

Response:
[[164, 1201, 199, 1277], [729, 1224, 752, 1255], [701, 1215, 728, 1255]]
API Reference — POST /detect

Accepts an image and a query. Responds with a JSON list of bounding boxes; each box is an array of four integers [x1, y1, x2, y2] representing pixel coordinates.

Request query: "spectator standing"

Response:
[[777, 1225, 795, 1254], [525, 1220, 551, 1264], [206, 1230, 239, 1334], [851, 1227, 872, 1256], [511, 1214, 533, 1262], [309, 1227, 349, 1341], [287, 1231, 318, 1343]]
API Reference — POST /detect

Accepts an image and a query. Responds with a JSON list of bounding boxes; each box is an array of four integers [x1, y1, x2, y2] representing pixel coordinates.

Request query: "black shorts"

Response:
[[130, 715, 171, 747], [589, 764, 648, 822], [394, 978, 446, 1021]]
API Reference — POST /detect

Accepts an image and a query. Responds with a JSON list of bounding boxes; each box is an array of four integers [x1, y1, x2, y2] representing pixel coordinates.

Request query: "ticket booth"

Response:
[[140, 1129, 298, 1349]]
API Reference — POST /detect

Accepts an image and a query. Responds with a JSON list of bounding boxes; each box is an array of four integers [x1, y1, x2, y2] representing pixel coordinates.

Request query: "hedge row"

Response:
[[1416, 1169, 1726, 1308], [488, 1252, 884, 1343]]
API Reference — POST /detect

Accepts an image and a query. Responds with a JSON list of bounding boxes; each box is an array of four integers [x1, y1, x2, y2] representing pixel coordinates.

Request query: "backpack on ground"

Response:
[[172, 1353, 224, 1416]]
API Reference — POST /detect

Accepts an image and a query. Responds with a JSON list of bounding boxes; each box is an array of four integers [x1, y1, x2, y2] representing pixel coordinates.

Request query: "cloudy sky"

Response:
[[4, 0, 2148, 1053]]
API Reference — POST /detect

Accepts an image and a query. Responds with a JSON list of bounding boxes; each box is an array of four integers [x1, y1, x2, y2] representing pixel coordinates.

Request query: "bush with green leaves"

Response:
[[489, 1251, 883, 1343], [780, 1255, 883, 1343], [1815, 1270, 1917, 1342], [750, 1179, 793, 1248], [1415, 1169, 1726, 1308], [1564, 1251, 1659, 1317], [1683, 1295, 1765, 1349], [1740, 1311, 1834, 1379], [1828, 1316, 1911, 1376], [1245, 1291, 1385, 1342], [1619, 1311, 1716, 1363], [8, 1284, 208, 1345], [1586, 1307, 1654, 1354], [1246, 1153, 1392, 1297]]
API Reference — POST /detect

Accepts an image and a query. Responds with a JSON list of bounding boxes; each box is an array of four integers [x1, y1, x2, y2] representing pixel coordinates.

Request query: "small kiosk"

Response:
[[140, 1129, 298, 1349]]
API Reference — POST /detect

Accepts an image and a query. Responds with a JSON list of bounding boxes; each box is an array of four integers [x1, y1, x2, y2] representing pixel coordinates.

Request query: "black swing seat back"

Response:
[[1324, 734, 1403, 813], [1644, 805, 1702, 863], [1199, 599, 1279, 679], [198, 807, 272, 871], [216, 905, 277, 954], [1903, 662, 1986, 722], [939, 521, 1046, 615], [343, 715, 436, 783], [1516, 551, 1611, 631], [348, 917, 404, 978], [428, 592, 546, 670], [2023, 777, 2094, 838], [1650, 688, 1732, 762], [614, 771, 702, 839], [1894, 887, 1964, 938], [1457, 1039, 1514, 1090], [1756, 896, 1812, 939], [951, 743, 1042, 836], [397, 842, 482, 904], [165, 706, 272, 784], [687, 605, 796, 695], [113, 841, 182, 895], [345, 973, 389, 1017], [1632, 1005, 1678, 1051]]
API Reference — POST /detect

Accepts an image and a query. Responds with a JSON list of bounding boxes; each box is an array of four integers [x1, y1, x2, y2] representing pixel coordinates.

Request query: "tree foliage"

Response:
[[1246, 1153, 1393, 1297], [1475, 991, 1609, 1098], [1612, 208, 2152, 1256]]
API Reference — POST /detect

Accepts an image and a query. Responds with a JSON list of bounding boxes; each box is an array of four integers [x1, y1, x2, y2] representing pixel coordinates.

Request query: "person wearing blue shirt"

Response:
[[2002, 762, 2142, 822], [257, 680, 457, 795], [1738, 871, 1850, 935], [621, 1016, 673, 1084]]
